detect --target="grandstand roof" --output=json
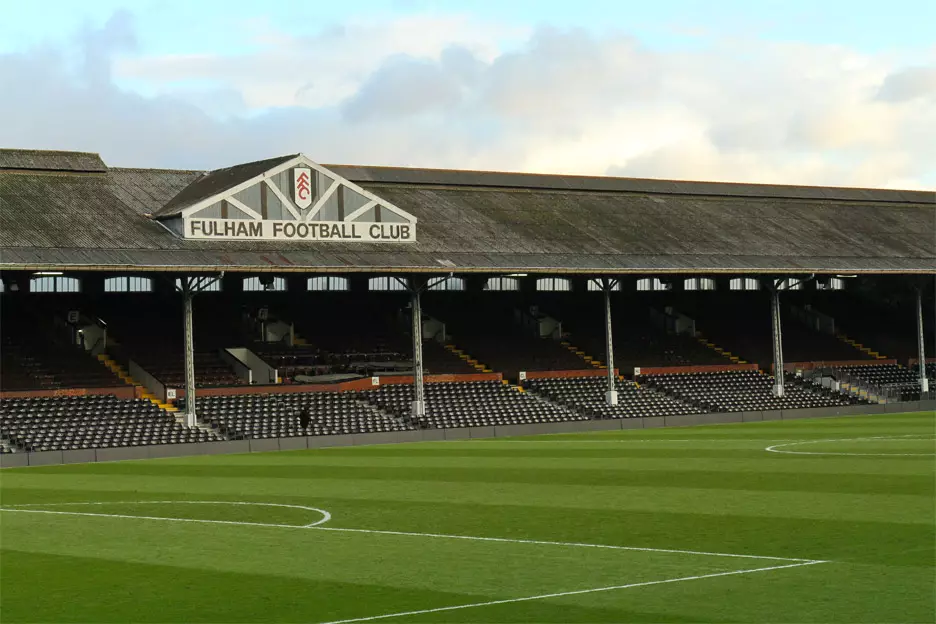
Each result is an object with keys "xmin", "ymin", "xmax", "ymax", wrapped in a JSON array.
[{"xmin": 0, "ymin": 149, "xmax": 933, "ymax": 275}]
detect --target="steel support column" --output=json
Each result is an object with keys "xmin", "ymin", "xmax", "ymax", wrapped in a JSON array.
[
  {"xmin": 916, "ymin": 288, "xmax": 929, "ymax": 393},
  {"xmin": 410, "ymin": 284, "xmax": 426, "ymax": 418},
  {"xmin": 603, "ymin": 280, "xmax": 618, "ymax": 406},
  {"xmin": 182, "ymin": 282, "xmax": 197, "ymax": 427},
  {"xmin": 770, "ymin": 284, "xmax": 785, "ymax": 398}
]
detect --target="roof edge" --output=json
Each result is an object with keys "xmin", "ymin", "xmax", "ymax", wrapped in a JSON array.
[{"xmin": 325, "ymin": 164, "xmax": 936, "ymax": 204}]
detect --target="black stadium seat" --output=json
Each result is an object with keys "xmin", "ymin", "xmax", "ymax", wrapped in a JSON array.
[{"xmin": 0, "ymin": 395, "xmax": 223, "ymax": 452}]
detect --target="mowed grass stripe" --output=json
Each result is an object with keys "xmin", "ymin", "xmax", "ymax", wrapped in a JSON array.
[
  {"xmin": 0, "ymin": 550, "xmax": 711, "ymax": 624},
  {"xmin": 16, "ymin": 453, "xmax": 932, "ymax": 477},
  {"xmin": 2, "ymin": 473, "xmax": 928, "ymax": 524},
  {"xmin": 1, "ymin": 412, "xmax": 932, "ymax": 623},
  {"xmin": 3, "ymin": 493, "xmax": 929, "ymax": 566},
  {"xmin": 11, "ymin": 463, "xmax": 929, "ymax": 495}
]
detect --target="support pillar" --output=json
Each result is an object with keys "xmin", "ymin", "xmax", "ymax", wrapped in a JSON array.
[
  {"xmin": 182, "ymin": 283, "xmax": 197, "ymax": 427},
  {"xmin": 410, "ymin": 283, "xmax": 426, "ymax": 418},
  {"xmin": 603, "ymin": 280, "xmax": 618, "ymax": 406},
  {"xmin": 770, "ymin": 284, "xmax": 785, "ymax": 398},
  {"xmin": 916, "ymin": 288, "xmax": 929, "ymax": 393}
]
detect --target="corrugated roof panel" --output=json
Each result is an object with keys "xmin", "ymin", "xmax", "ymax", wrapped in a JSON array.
[
  {"xmin": 0, "ymin": 149, "xmax": 107, "ymax": 173},
  {"xmin": 1, "ymin": 153, "xmax": 934, "ymax": 274}
]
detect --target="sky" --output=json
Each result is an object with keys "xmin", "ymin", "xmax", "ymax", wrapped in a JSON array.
[{"xmin": 1, "ymin": 0, "xmax": 934, "ymax": 189}]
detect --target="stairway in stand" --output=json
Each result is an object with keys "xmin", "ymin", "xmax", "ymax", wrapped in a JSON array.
[
  {"xmin": 96, "ymin": 353, "xmax": 178, "ymax": 412},
  {"xmin": 695, "ymin": 334, "xmax": 748, "ymax": 365},
  {"xmin": 559, "ymin": 340, "xmax": 605, "ymax": 370},
  {"xmin": 443, "ymin": 344, "xmax": 493, "ymax": 373},
  {"xmin": 835, "ymin": 333, "xmax": 889, "ymax": 360}
]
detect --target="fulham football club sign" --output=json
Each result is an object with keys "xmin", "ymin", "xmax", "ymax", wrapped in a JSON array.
[
  {"xmin": 293, "ymin": 167, "xmax": 313, "ymax": 210},
  {"xmin": 172, "ymin": 157, "xmax": 417, "ymax": 244}
]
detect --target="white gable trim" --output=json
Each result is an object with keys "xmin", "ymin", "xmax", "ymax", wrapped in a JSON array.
[
  {"xmin": 263, "ymin": 178, "xmax": 302, "ymax": 221},
  {"xmin": 181, "ymin": 153, "xmax": 417, "ymax": 225},
  {"xmin": 303, "ymin": 180, "xmax": 340, "ymax": 221},
  {"xmin": 225, "ymin": 196, "xmax": 263, "ymax": 221},
  {"xmin": 343, "ymin": 200, "xmax": 378, "ymax": 222}
]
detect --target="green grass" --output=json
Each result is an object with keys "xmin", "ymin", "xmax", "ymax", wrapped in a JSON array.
[{"xmin": 1, "ymin": 412, "xmax": 933, "ymax": 623}]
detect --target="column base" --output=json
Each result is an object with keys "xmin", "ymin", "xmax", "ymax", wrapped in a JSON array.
[
  {"xmin": 411, "ymin": 400, "xmax": 426, "ymax": 417},
  {"xmin": 605, "ymin": 390, "xmax": 619, "ymax": 406}
]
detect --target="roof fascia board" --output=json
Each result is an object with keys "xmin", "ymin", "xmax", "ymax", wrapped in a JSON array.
[{"xmin": 0, "ymin": 262, "xmax": 930, "ymax": 275}]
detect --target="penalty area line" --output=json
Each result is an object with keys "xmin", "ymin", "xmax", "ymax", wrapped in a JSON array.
[
  {"xmin": 311, "ymin": 526, "xmax": 817, "ymax": 563},
  {"xmin": 0, "ymin": 503, "xmax": 815, "ymax": 563},
  {"xmin": 317, "ymin": 560, "xmax": 827, "ymax": 624}
]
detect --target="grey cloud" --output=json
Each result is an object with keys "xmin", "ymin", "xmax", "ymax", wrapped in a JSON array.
[
  {"xmin": 340, "ymin": 54, "xmax": 465, "ymax": 122},
  {"xmin": 876, "ymin": 66, "xmax": 936, "ymax": 102}
]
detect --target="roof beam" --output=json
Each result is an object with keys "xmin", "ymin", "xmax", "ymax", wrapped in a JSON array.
[
  {"xmin": 343, "ymin": 200, "xmax": 378, "ymax": 222},
  {"xmin": 304, "ymin": 180, "xmax": 340, "ymax": 221},
  {"xmin": 225, "ymin": 196, "xmax": 263, "ymax": 221},
  {"xmin": 263, "ymin": 179, "xmax": 302, "ymax": 220}
]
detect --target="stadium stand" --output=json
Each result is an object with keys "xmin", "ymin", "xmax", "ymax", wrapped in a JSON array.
[
  {"xmin": 362, "ymin": 381, "xmax": 587, "ymax": 429},
  {"xmin": 0, "ymin": 148, "xmax": 932, "ymax": 461},
  {"xmin": 523, "ymin": 376, "xmax": 704, "ymax": 419},
  {"xmin": 249, "ymin": 294, "xmax": 474, "ymax": 379},
  {"xmin": 806, "ymin": 292, "xmax": 935, "ymax": 362},
  {"xmin": 0, "ymin": 301, "xmax": 124, "ymax": 391},
  {"xmin": 0, "ymin": 395, "xmax": 222, "ymax": 452},
  {"xmin": 425, "ymin": 297, "xmax": 587, "ymax": 379},
  {"xmin": 98, "ymin": 298, "xmax": 246, "ymax": 388},
  {"xmin": 834, "ymin": 364, "xmax": 919, "ymax": 386},
  {"xmin": 669, "ymin": 292, "xmax": 877, "ymax": 368},
  {"xmin": 184, "ymin": 392, "xmax": 414, "ymax": 438},
  {"xmin": 641, "ymin": 370, "xmax": 864, "ymax": 413},
  {"xmin": 538, "ymin": 294, "xmax": 733, "ymax": 371}
]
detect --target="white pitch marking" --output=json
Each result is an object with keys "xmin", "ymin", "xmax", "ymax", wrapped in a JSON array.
[
  {"xmin": 312, "ymin": 526, "xmax": 818, "ymax": 563},
  {"xmin": 317, "ymin": 560, "xmax": 827, "ymax": 624},
  {"xmin": 765, "ymin": 434, "xmax": 935, "ymax": 457},
  {"xmin": 492, "ymin": 438, "xmax": 799, "ymax": 443},
  {"xmin": 0, "ymin": 501, "xmax": 813, "ymax": 563},
  {"xmin": 0, "ymin": 500, "xmax": 331, "ymax": 528}
]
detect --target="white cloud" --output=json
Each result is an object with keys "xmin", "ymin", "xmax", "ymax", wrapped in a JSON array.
[{"xmin": 1, "ymin": 12, "xmax": 934, "ymax": 190}]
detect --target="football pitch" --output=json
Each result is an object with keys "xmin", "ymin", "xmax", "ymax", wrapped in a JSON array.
[{"xmin": 1, "ymin": 412, "xmax": 933, "ymax": 623}]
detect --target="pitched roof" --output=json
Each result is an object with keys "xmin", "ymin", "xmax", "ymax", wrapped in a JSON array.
[
  {"xmin": 0, "ymin": 149, "xmax": 107, "ymax": 173},
  {"xmin": 153, "ymin": 154, "xmax": 297, "ymax": 217},
  {"xmin": 0, "ymin": 149, "xmax": 933, "ymax": 274}
]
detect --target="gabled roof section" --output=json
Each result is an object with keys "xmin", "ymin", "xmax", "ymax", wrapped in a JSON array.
[
  {"xmin": 0, "ymin": 149, "xmax": 107, "ymax": 174},
  {"xmin": 153, "ymin": 154, "xmax": 297, "ymax": 217},
  {"xmin": 152, "ymin": 153, "xmax": 417, "ymax": 224}
]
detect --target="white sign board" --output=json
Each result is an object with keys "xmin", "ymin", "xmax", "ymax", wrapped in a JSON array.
[
  {"xmin": 371, "ymin": 377, "xmax": 380, "ymax": 386},
  {"xmin": 183, "ymin": 218, "xmax": 415, "ymax": 242},
  {"xmin": 518, "ymin": 371, "xmax": 527, "ymax": 381},
  {"xmin": 633, "ymin": 367, "xmax": 641, "ymax": 376},
  {"xmin": 166, "ymin": 388, "xmax": 177, "ymax": 400}
]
